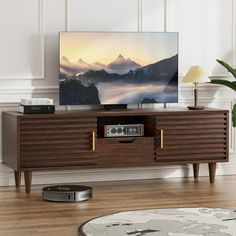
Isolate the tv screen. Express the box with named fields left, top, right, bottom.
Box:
left=59, top=32, right=178, bottom=106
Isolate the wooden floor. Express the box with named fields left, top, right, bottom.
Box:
left=1, top=175, right=236, bottom=236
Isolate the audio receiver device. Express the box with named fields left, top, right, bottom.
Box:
left=42, top=185, right=92, bottom=202
left=104, top=124, right=144, bottom=137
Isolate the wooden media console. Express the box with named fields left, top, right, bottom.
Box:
left=2, top=108, right=229, bottom=193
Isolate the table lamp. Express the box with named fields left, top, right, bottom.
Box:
left=182, top=66, right=210, bottom=110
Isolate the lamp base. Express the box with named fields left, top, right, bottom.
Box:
left=187, top=106, right=204, bottom=110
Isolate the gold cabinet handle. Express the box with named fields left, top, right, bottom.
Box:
left=92, top=131, right=96, bottom=151
left=160, top=129, right=164, bottom=149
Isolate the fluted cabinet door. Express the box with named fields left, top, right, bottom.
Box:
left=20, top=116, right=97, bottom=169
left=155, top=111, right=229, bottom=163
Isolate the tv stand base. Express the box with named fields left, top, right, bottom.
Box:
left=2, top=108, right=229, bottom=193
left=13, top=163, right=218, bottom=193
left=192, top=163, right=216, bottom=184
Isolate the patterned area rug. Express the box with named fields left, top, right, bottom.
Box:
left=78, top=208, right=236, bottom=236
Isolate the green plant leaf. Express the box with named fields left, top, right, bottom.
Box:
left=210, top=79, right=236, bottom=92
left=216, top=59, right=236, bottom=79
left=233, top=104, right=236, bottom=127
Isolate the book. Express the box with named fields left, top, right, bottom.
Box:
left=20, top=98, right=54, bottom=106
left=18, top=105, right=55, bottom=114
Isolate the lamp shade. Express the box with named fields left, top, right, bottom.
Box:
left=182, top=66, right=210, bottom=83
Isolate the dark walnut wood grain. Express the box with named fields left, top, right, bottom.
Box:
left=2, top=108, right=229, bottom=192
left=96, top=137, right=155, bottom=167
left=155, top=112, right=228, bottom=163
left=20, top=116, right=97, bottom=169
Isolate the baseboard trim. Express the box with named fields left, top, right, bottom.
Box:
left=1, top=162, right=236, bottom=187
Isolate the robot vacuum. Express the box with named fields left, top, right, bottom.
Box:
left=42, top=185, right=92, bottom=202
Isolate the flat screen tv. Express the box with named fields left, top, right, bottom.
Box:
left=59, top=32, right=178, bottom=107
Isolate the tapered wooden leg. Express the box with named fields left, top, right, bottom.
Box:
left=14, top=170, right=21, bottom=188
left=24, top=171, right=32, bottom=193
left=208, top=163, right=216, bottom=184
left=193, top=163, right=200, bottom=179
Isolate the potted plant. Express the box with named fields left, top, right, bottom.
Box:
left=210, top=59, right=236, bottom=127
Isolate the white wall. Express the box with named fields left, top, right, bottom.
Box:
left=0, top=0, right=236, bottom=186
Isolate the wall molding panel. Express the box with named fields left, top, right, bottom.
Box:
left=0, top=86, right=58, bottom=95
left=37, top=0, right=45, bottom=79
left=138, top=0, right=143, bottom=32
left=69, top=0, right=138, bottom=31
left=0, top=84, right=231, bottom=94
left=164, top=0, right=167, bottom=32
left=0, top=0, right=45, bottom=80
left=142, top=0, right=165, bottom=32
left=166, top=0, right=235, bottom=78
left=65, top=0, right=71, bottom=31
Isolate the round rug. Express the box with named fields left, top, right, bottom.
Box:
left=78, top=208, right=236, bottom=236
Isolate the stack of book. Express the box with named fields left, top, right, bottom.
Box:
left=18, top=98, right=55, bottom=114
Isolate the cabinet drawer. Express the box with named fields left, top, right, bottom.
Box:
left=96, top=137, right=155, bottom=166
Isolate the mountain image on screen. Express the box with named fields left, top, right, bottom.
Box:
left=59, top=54, right=178, bottom=105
